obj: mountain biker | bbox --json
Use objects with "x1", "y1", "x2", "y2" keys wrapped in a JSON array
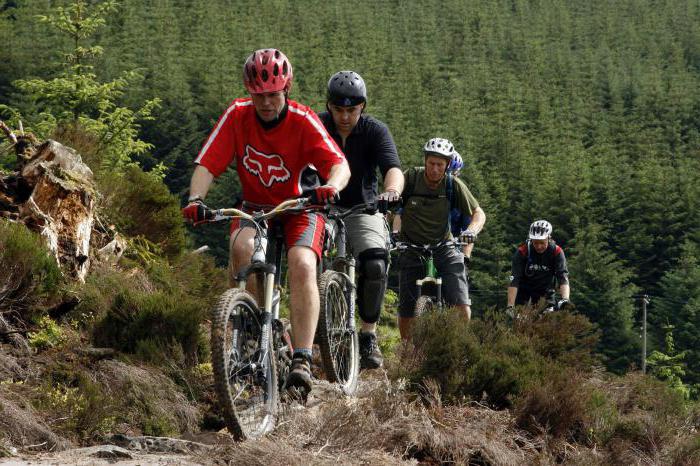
[
  {"x1": 182, "y1": 49, "x2": 350, "y2": 395},
  {"x1": 392, "y1": 138, "x2": 486, "y2": 339},
  {"x1": 506, "y1": 220, "x2": 571, "y2": 313},
  {"x1": 318, "y1": 70, "x2": 404, "y2": 369}
]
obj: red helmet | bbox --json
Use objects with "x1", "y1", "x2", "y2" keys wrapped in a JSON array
[{"x1": 243, "y1": 49, "x2": 293, "y2": 94}]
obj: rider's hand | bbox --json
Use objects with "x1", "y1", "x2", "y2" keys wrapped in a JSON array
[
  {"x1": 378, "y1": 189, "x2": 400, "y2": 202},
  {"x1": 460, "y1": 229, "x2": 477, "y2": 244},
  {"x1": 311, "y1": 185, "x2": 339, "y2": 205},
  {"x1": 182, "y1": 198, "x2": 208, "y2": 225},
  {"x1": 377, "y1": 189, "x2": 400, "y2": 214},
  {"x1": 390, "y1": 230, "x2": 400, "y2": 245}
]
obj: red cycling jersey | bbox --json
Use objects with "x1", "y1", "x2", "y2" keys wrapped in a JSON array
[{"x1": 195, "y1": 98, "x2": 345, "y2": 205}]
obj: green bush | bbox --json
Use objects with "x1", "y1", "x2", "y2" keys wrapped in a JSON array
[
  {"x1": 97, "y1": 165, "x2": 186, "y2": 257},
  {"x1": 28, "y1": 316, "x2": 66, "y2": 350},
  {"x1": 0, "y1": 219, "x2": 61, "y2": 320},
  {"x1": 33, "y1": 367, "x2": 117, "y2": 441},
  {"x1": 76, "y1": 253, "x2": 226, "y2": 366},
  {"x1": 405, "y1": 310, "x2": 548, "y2": 407},
  {"x1": 92, "y1": 289, "x2": 204, "y2": 366}
]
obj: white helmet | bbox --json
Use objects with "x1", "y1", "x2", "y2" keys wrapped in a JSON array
[
  {"x1": 529, "y1": 220, "x2": 552, "y2": 240},
  {"x1": 423, "y1": 137, "x2": 454, "y2": 160}
]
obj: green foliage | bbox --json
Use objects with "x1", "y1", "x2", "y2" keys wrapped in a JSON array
[
  {"x1": 91, "y1": 288, "x2": 203, "y2": 365},
  {"x1": 33, "y1": 369, "x2": 117, "y2": 440},
  {"x1": 568, "y1": 224, "x2": 640, "y2": 372},
  {"x1": 0, "y1": 219, "x2": 62, "y2": 320},
  {"x1": 647, "y1": 325, "x2": 692, "y2": 399},
  {"x1": 653, "y1": 242, "x2": 700, "y2": 393},
  {"x1": 3, "y1": 0, "x2": 700, "y2": 387},
  {"x1": 0, "y1": 0, "x2": 159, "y2": 174},
  {"x1": 98, "y1": 165, "x2": 186, "y2": 257},
  {"x1": 77, "y1": 253, "x2": 226, "y2": 366},
  {"x1": 28, "y1": 316, "x2": 66, "y2": 350}
]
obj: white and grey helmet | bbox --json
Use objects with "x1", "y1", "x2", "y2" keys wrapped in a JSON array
[
  {"x1": 529, "y1": 220, "x2": 553, "y2": 240},
  {"x1": 423, "y1": 137, "x2": 455, "y2": 160}
]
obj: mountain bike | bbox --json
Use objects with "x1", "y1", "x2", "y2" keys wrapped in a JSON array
[
  {"x1": 316, "y1": 202, "x2": 388, "y2": 393},
  {"x1": 201, "y1": 197, "x2": 358, "y2": 440},
  {"x1": 392, "y1": 238, "x2": 469, "y2": 316}
]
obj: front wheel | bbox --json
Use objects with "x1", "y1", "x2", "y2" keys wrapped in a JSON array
[
  {"x1": 211, "y1": 288, "x2": 278, "y2": 440},
  {"x1": 317, "y1": 270, "x2": 360, "y2": 395},
  {"x1": 415, "y1": 295, "x2": 435, "y2": 317}
]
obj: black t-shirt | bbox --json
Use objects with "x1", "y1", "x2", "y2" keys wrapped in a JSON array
[
  {"x1": 510, "y1": 241, "x2": 569, "y2": 294},
  {"x1": 319, "y1": 112, "x2": 401, "y2": 207}
]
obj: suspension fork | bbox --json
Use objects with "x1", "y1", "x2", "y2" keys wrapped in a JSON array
[{"x1": 336, "y1": 219, "x2": 356, "y2": 331}]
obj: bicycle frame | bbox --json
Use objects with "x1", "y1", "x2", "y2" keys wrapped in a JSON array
[
  {"x1": 208, "y1": 198, "x2": 308, "y2": 378},
  {"x1": 324, "y1": 211, "x2": 357, "y2": 335},
  {"x1": 394, "y1": 239, "x2": 467, "y2": 310},
  {"x1": 415, "y1": 252, "x2": 442, "y2": 307}
]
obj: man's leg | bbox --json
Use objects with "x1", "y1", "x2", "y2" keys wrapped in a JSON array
[
  {"x1": 436, "y1": 244, "x2": 471, "y2": 320},
  {"x1": 345, "y1": 212, "x2": 390, "y2": 368},
  {"x1": 397, "y1": 253, "x2": 423, "y2": 340},
  {"x1": 229, "y1": 224, "x2": 265, "y2": 301},
  {"x1": 286, "y1": 245, "x2": 320, "y2": 351},
  {"x1": 282, "y1": 212, "x2": 325, "y2": 394}
]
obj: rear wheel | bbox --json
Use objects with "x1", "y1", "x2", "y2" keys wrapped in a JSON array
[
  {"x1": 317, "y1": 270, "x2": 360, "y2": 395},
  {"x1": 211, "y1": 288, "x2": 278, "y2": 440},
  {"x1": 415, "y1": 295, "x2": 435, "y2": 317}
]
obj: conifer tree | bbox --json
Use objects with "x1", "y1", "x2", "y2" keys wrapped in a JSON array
[{"x1": 0, "y1": 0, "x2": 159, "y2": 174}]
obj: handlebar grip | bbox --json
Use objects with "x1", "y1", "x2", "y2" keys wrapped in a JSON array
[{"x1": 202, "y1": 207, "x2": 216, "y2": 221}]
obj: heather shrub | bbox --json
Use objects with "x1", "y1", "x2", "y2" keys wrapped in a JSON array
[
  {"x1": 0, "y1": 219, "x2": 61, "y2": 320},
  {"x1": 406, "y1": 310, "x2": 549, "y2": 407},
  {"x1": 91, "y1": 288, "x2": 204, "y2": 366},
  {"x1": 97, "y1": 165, "x2": 186, "y2": 257},
  {"x1": 515, "y1": 369, "x2": 594, "y2": 441},
  {"x1": 514, "y1": 309, "x2": 601, "y2": 370},
  {"x1": 79, "y1": 253, "x2": 226, "y2": 366}
]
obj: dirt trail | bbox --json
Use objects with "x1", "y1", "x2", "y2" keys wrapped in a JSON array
[{"x1": 1, "y1": 371, "x2": 392, "y2": 466}]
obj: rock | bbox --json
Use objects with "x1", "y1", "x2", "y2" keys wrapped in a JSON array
[
  {"x1": 75, "y1": 445, "x2": 133, "y2": 459},
  {"x1": 96, "y1": 234, "x2": 127, "y2": 263},
  {"x1": 76, "y1": 347, "x2": 116, "y2": 360},
  {"x1": 109, "y1": 434, "x2": 212, "y2": 454}
]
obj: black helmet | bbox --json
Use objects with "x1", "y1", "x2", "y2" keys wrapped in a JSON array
[{"x1": 327, "y1": 71, "x2": 367, "y2": 106}]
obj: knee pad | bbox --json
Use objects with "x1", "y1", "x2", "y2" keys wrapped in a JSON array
[{"x1": 357, "y1": 248, "x2": 388, "y2": 324}]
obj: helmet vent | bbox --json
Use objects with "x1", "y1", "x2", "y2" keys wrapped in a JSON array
[
  {"x1": 282, "y1": 62, "x2": 288, "y2": 75},
  {"x1": 273, "y1": 64, "x2": 279, "y2": 76},
  {"x1": 261, "y1": 69, "x2": 269, "y2": 82}
]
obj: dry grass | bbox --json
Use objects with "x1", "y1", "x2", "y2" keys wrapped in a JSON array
[
  {"x1": 95, "y1": 359, "x2": 201, "y2": 436},
  {"x1": 216, "y1": 378, "x2": 543, "y2": 466},
  {"x1": 0, "y1": 387, "x2": 71, "y2": 451}
]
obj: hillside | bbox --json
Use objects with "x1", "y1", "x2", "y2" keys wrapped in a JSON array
[{"x1": 0, "y1": 0, "x2": 700, "y2": 464}]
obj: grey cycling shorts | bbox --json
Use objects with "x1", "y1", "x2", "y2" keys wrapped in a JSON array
[
  {"x1": 343, "y1": 210, "x2": 389, "y2": 257},
  {"x1": 398, "y1": 243, "x2": 471, "y2": 317}
]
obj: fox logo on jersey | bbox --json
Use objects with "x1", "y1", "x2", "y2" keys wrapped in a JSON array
[{"x1": 242, "y1": 145, "x2": 291, "y2": 187}]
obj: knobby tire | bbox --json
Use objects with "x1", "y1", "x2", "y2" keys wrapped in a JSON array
[
  {"x1": 211, "y1": 288, "x2": 278, "y2": 440},
  {"x1": 415, "y1": 295, "x2": 435, "y2": 317},
  {"x1": 317, "y1": 270, "x2": 360, "y2": 395}
]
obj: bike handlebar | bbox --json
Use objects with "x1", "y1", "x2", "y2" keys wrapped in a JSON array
[
  {"x1": 391, "y1": 238, "x2": 470, "y2": 254},
  {"x1": 201, "y1": 197, "x2": 315, "y2": 224}
]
